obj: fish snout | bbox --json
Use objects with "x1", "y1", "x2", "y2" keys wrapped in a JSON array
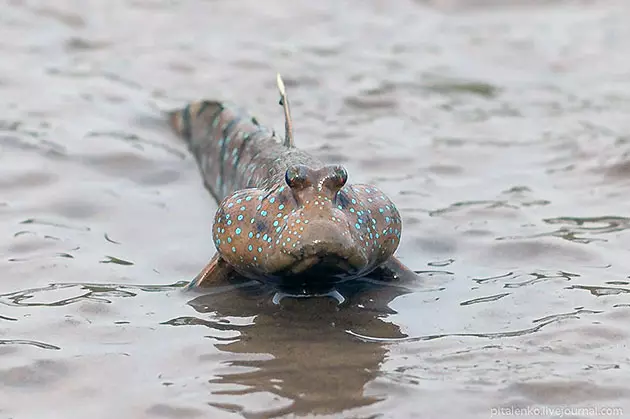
[{"x1": 288, "y1": 219, "x2": 368, "y2": 274}]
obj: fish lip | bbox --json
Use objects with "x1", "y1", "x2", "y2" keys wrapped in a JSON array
[
  {"x1": 282, "y1": 243, "x2": 367, "y2": 276},
  {"x1": 287, "y1": 255, "x2": 354, "y2": 275},
  {"x1": 288, "y1": 256, "x2": 321, "y2": 274}
]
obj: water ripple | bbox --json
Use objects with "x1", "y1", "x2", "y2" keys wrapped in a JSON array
[
  {"x1": 499, "y1": 216, "x2": 630, "y2": 244},
  {"x1": 99, "y1": 256, "x2": 134, "y2": 266},
  {"x1": 460, "y1": 292, "x2": 510, "y2": 306},
  {"x1": 19, "y1": 218, "x2": 91, "y2": 232},
  {"x1": 347, "y1": 319, "x2": 559, "y2": 343},
  {"x1": 0, "y1": 339, "x2": 60, "y2": 350},
  {"x1": 569, "y1": 284, "x2": 630, "y2": 297},
  {"x1": 84, "y1": 130, "x2": 187, "y2": 160},
  {"x1": 0, "y1": 281, "x2": 187, "y2": 308},
  {"x1": 472, "y1": 270, "x2": 579, "y2": 288}
]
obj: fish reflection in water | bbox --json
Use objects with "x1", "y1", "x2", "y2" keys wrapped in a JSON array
[{"x1": 176, "y1": 277, "x2": 415, "y2": 417}]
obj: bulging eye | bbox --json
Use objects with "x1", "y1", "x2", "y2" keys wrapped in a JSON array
[
  {"x1": 323, "y1": 165, "x2": 348, "y2": 192},
  {"x1": 331, "y1": 165, "x2": 348, "y2": 188},
  {"x1": 285, "y1": 164, "x2": 310, "y2": 190}
]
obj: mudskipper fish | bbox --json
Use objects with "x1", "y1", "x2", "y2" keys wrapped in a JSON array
[{"x1": 168, "y1": 74, "x2": 417, "y2": 294}]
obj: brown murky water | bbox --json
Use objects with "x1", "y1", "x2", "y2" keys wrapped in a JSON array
[{"x1": 2, "y1": 0, "x2": 630, "y2": 417}]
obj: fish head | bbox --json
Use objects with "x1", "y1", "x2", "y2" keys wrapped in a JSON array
[{"x1": 212, "y1": 164, "x2": 402, "y2": 291}]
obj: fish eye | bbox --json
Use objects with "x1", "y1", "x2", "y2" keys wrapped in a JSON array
[
  {"x1": 332, "y1": 166, "x2": 348, "y2": 187},
  {"x1": 285, "y1": 164, "x2": 309, "y2": 189}
]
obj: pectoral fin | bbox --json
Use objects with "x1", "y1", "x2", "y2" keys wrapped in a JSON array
[
  {"x1": 186, "y1": 253, "x2": 239, "y2": 290},
  {"x1": 373, "y1": 256, "x2": 418, "y2": 283}
]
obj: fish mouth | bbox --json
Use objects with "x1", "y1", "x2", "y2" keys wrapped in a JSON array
[
  {"x1": 287, "y1": 254, "x2": 355, "y2": 275},
  {"x1": 269, "y1": 244, "x2": 368, "y2": 292},
  {"x1": 273, "y1": 258, "x2": 357, "y2": 293},
  {"x1": 287, "y1": 240, "x2": 367, "y2": 273}
]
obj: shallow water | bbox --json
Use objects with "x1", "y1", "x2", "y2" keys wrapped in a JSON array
[{"x1": 2, "y1": 0, "x2": 630, "y2": 418}]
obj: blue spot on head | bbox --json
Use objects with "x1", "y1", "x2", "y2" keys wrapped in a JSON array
[
  {"x1": 240, "y1": 206, "x2": 246, "y2": 211},
  {"x1": 273, "y1": 220, "x2": 279, "y2": 227},
  {"x1": 237, "y1": 215, "x2": 243, "y2": 221},
  {"x1": 236, "y1": 199, "x2": 242, "y2": 204},
  {"x1": 245, "y1": 196, "x2": 252, "y2": 201},
  {"x1": 227, "y1": 220, "x2": 232, "y2": 226},
  {"x1": 355, "y1": 223, "x2": 360, "y2": 229},
  {"x1": 379, "y1": 208, "x2": 384, "y2": 213},
  {"x1": 235, "y1": 228, "x2": 241, "y2": 235},
  {"x1": 228, "y1": 203, "x2": 233, "y2": 208},
  {"x1": 257, "y1": 247, "x2": 262, "y2": 253},
  {"x1": 263, "y1": 234, "x2": 268, "y2": 241},
  {"x1": 278, "y1": 204, "x2": 285, "y2": 210},
  {"x1": 248, "y1": 245, "x2": 253, "y2": 251},
  {"x1": 276, "y1": 226, "x2": 282, "y2": 233},
  {"x1": 261, "y1": 210, "x2": 267, "y2": 216},
  {"x1": 248, "y1": 232, "x2": 253, "y2": 238},
  {"x1": 269, "y1": 197, "x2": 275, "y2": 203}
]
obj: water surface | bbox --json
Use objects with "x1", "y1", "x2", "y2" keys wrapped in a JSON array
[{"x1": 1, "y1": 0, "x2": 630, "y2": 417}]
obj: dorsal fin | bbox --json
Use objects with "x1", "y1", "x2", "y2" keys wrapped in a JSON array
[{"x1": 276, "y1": 73, "x2": 294, "y2": 148}]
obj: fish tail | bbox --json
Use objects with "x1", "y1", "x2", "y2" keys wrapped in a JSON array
[{"x1": 167, "y1": 100, "x2": 224, "y2": 142}]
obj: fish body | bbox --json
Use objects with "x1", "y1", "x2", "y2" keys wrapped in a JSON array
[{"x1": 169, "y1": 76, "x2": 416, "y2": 291}]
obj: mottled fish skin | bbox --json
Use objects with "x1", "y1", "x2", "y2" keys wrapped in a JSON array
[{"x1": 169, "y1": 97, "x2": 404, "y2": 289}]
